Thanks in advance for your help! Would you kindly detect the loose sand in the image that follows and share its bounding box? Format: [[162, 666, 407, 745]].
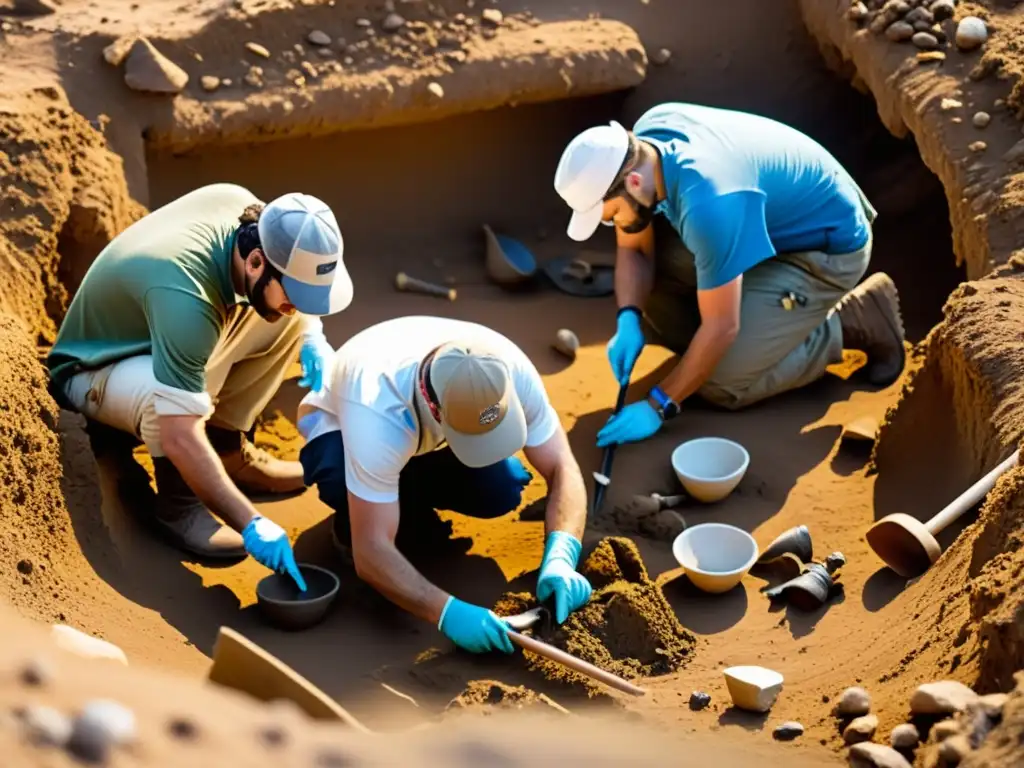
[[4, 0, 1024, 765]]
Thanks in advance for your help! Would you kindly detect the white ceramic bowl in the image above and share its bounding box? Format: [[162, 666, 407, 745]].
[[671, 437, 750, 503], [672, 523, 759, 594]]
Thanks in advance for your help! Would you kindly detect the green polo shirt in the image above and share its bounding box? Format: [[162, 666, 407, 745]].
[[46, 183, 260, 400]]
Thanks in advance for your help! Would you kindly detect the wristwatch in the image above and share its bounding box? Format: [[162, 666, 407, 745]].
[[648, 385, 680, 421]]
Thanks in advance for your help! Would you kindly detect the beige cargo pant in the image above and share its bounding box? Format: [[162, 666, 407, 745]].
[[645, 218, 872, 411], [64, 306, 306, 457]]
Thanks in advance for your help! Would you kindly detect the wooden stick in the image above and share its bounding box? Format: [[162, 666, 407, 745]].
[[395, 271, 456, 301], [508, 629, 646, 697]]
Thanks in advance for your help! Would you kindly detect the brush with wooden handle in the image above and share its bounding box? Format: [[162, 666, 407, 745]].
[[395, 272, 456, 301], [507, 629, 646, 697]]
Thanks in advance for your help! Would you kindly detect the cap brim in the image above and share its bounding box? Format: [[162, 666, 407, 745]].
[[281, 266, 354, 317], [443, 393, 527, 469], [566, 203, 604, 242]]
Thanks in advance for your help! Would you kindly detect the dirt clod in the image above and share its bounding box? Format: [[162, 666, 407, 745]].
[[493, 537, 694, 694], [689, 691, 711, 710], [19, 656, 54, 686]]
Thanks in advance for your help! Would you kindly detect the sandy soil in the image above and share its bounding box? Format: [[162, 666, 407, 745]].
[[4, 0, 1024, 765]]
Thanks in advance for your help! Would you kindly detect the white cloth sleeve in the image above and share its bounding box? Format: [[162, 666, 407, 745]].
[[515, 359, 560, 448], [340, 402, 416, 505]]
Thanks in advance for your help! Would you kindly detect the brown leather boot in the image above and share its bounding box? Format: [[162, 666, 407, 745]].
[[213, 430, 305, 496], [834, 272, 907, 386], [152, 458, 246, 559]]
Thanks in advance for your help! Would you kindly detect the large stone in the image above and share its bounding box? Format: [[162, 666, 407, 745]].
[[955, 16, 988, 50], [123, 38, 189, 94], [910, 681, 979, 716], [844, 714, 879, 745], [848, 743, 913, 768], [836, 686, 872, 717]]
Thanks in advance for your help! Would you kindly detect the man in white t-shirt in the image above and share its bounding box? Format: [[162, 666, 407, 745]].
[[295, 316, 592, 655]]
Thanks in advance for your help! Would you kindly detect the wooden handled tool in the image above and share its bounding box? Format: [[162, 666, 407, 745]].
[[866, 448, 1021, 578], [395, 271, 456, 301], [507, 629, 646, 697], [590, 383, 629, 518]]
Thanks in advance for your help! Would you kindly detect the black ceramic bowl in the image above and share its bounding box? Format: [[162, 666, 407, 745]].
[[256, 564, 340, 632]]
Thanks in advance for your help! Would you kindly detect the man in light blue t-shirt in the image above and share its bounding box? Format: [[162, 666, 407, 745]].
[[553, 102, 906, 447]]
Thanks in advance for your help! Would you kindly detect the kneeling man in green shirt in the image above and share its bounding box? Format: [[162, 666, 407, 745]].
[[46, 183, 352, 587]]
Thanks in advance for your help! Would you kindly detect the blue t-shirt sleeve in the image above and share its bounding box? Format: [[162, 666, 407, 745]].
[[679, 190, 775, 290]]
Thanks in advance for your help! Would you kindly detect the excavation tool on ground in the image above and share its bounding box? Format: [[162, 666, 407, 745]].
[[208, 626, 370, 731], [866, 448, 1021, 578], [503, 607, 646, 697], [394, 271, 457, 301], [590, 382, 629, 518]]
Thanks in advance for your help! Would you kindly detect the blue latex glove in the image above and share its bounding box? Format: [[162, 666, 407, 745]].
[[536, 531, 592, 624], [595, 400, 663, 448], [298, 338, 332, 394], [607, 308, 645, 386], [506, 456, 533, 487], [438, 596, 514, 654], [242, 516, 307, 592]]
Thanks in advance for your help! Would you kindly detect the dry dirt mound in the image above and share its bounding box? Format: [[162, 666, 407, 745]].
[[443, 680, 569, 718], [493, 537, 695, 696]]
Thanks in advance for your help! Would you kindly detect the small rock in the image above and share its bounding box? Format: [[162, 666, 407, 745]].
[[955, 16, 987, 51], [20, 705, 73, 747], [890, 723, 920, 749], [382, 12, 405, 31], [245, 41, 270, 58], [931, 719, 963, 741], [168, 717, 198, 740], [911, 682, 979, 716], [916, 50, 946, 62], [847, 2, 869, 22], [869, 13, 891, 34], [773, 721, 804, 741], [893, 0, 911, 13], [244, 65, 264, 87], [836, 687, 872, 717], [427, 81, 444, 98], [849, 742, 913, 768], [930, 0, 955, 22], [102, 36, 135, 66], [688, 691, 711, 711], [844, 714, 879, 745], [938, 734, 971, 764], [124, 37, 189, 93], [886, 21, 914, 42], [307, 30, 331, 46], [481, 8, 503, 25], [995, 98, 1005, 108], [553, 329, 579, 360], [20, 656, 54, 686], [905, 6, 933, 24], [913, 19, 933, 33], [200, 75, 220, 91], [912, 31, 938, 49], [968, 141, 987, 153], [17, 558, 33, 574], [940, 98, 962, 110], [653, 48, 672, 65], [930, 23, 947, 44], [1004, 139, 1024, 163], [355, 18, 371, 27], [973, 111, 991, 128]]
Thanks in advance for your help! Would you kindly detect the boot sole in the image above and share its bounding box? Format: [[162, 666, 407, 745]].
[[863, 273, 907, 385]]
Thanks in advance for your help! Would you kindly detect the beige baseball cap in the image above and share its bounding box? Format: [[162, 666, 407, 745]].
[[429, 340, 527, 468]]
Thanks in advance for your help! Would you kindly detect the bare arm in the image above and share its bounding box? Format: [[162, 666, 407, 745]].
[[348, 494, 450, 625], [158, 414, 260, 532], [614, 223, 656, 309], [660, 276, 742, 403], [523, 425, 587, 543]]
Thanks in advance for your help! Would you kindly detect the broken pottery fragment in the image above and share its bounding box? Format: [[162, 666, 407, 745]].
[[723, 666, 783, 713]]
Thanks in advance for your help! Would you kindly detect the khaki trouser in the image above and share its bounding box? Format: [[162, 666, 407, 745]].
[[645, 217, 872, 411], [64, 306, 305, 457]]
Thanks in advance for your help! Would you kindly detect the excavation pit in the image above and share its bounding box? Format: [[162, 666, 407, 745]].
[[5, 0, 1024, 764]]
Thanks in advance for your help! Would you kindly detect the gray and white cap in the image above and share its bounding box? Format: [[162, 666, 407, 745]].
[[257, 192, 353, 316]]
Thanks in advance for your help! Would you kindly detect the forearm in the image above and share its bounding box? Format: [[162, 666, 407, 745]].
[[615, 247, 654, 309], [661, 323, 737, 403], [163, 431, 259, 532], [353, 540, 450, 625], [543, 459, 588, 543]]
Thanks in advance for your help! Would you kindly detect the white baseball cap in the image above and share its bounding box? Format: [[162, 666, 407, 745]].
[[553, 120, 630, 242], [257, 192, 353, 316]]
